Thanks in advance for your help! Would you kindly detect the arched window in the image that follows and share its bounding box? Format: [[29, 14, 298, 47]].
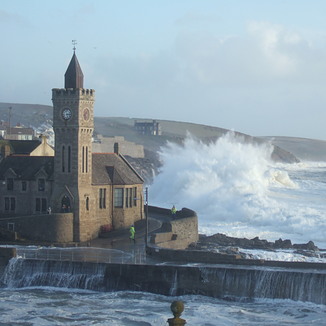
[[86, 197, 89, 211], [68, 146, 71, 173], [61, 195, 71, 212], [82, 146, 85, 173], [85, 146, 88, 173], [62, 146, 65, 172]]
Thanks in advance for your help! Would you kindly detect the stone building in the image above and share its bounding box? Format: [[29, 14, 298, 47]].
[[92, 135, 144, 158], [134, 120, 162, 136], [5, 125, 35, 140], [0, 51, 144, 243]]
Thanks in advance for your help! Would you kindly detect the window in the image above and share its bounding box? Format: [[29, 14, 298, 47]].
[[133, 187, 137, 206], [127, 188, 132, 207], [35, 198, 40, 212], [62, 146, 65, 172], [11, 198, 16, 211], [99, 188, 106, 209], [42, 198, 47, 212], [4, 197, 9, 211], [4, 197, 15, 211], [82, 146, 85, 173], [7, 178, 13, 191], [82, 146, 89, 173], [86, 197, 89, 211], [125, 188, 130, 207], [22, 181, 27, 191], [129, 188, 133, 207], [85, 146, 88, 173], [125, 188, 136, 208], [7, 223, 15, 231], [36, 198, 47, 213], [68, 146, 71, 173], [114, 188, 123, 208], [38, 178, 45, 191]]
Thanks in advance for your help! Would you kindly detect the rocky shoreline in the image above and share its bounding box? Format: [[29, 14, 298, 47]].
[[190, 233, 326, 259]]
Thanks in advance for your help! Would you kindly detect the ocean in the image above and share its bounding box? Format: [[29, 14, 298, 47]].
[[1, 288, 325, 325], [1, 132, 326, 325]]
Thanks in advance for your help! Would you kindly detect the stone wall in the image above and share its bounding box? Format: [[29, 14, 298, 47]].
[[0, 213, 74, 243], [104, 263, 325, 304], [148, 206, 198, 250], [0, 248, 15, 281], [146, 245, 326, 270], [1, 256, 326, 304]]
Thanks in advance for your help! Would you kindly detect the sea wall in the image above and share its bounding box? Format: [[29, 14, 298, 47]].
[[148, 206, 198, 249], [104, 263, 326, 304], [2, 258, 326, 304], [0, 248, 16, 279], [0, 213, 74, 243], [146, 246, 326, 270]]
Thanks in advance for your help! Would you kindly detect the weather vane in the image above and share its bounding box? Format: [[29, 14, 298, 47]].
[[72, 40, 77, 52]]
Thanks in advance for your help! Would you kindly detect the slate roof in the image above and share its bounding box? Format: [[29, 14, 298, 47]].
[[0, 139, 41, 155], [0, 156, 54, 180], [92, 153, 143, 186], [7, 127, 34, 135], [64, 52, 84, 89], [0, 152, 143, 185]]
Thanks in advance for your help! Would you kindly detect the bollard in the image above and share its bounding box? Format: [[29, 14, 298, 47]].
[[167, 301, 186, 326]]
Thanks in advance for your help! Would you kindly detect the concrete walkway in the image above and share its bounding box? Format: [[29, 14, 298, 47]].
[[87, 213, 171, 263]]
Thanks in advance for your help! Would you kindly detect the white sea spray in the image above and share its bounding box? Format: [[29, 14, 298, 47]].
[[150, 132, 326, 248]]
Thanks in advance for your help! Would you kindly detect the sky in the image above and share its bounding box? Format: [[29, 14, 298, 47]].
[[2, 0, 326, 140]]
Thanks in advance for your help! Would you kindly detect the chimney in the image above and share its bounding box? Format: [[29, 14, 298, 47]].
[[114, 142, 119, 154]]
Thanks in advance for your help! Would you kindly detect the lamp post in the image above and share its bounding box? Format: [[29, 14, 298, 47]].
[[8, 106, 12, 138], [145, 187, 148, 247]]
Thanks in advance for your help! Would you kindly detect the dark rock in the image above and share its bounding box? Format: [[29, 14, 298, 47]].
[[274, 238, 293, 249], [293, 241, 318, 251], [195, 233, 320, 253]]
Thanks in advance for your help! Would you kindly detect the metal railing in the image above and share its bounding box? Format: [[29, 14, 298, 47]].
[[16, 247, 147, 264]]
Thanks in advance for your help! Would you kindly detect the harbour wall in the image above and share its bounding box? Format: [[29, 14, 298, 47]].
[[148, 206, 198, 249], [2, 258, 326, 305]]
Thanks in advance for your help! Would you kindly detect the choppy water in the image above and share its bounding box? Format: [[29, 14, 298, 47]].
[[0, 288, 325, 326], [1, 133, 326, 325]]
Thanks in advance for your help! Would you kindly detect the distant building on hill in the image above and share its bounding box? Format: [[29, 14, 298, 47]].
[[5, 125, 35, 140], [134, 120, 162, 136]]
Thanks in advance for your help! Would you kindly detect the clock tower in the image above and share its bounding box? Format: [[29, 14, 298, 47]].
[[51, 50, 95, 242]]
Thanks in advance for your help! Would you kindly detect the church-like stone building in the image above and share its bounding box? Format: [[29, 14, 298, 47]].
[[0, 52, 144, 243]]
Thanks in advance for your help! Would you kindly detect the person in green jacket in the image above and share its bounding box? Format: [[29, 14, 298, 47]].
[[171, 205, 177, 218], [129, 225, 135, 243]]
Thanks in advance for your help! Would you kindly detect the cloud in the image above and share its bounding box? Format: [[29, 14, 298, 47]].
[[0, 9, 32, 27], [247, 21, 301, 76], [86, 19, 326, 139], [90, 19, 326, 100]]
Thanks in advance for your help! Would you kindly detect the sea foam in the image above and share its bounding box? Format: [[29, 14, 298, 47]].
[[150, 132, 326, 248]]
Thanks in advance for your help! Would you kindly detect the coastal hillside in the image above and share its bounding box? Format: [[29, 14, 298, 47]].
[[2, 102, 326, 164], [261, 136, 326, 162]]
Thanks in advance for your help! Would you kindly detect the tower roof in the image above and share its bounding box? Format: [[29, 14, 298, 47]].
[[64, 52, 84, 89]]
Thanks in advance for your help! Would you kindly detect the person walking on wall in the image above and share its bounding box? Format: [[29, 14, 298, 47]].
[[129, 225, 135, 243]]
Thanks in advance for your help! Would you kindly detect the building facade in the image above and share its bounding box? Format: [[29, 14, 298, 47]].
[[134, 120, 162, 136], [0, 52, 144, 243]]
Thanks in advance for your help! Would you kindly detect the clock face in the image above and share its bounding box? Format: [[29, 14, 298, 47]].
[[62, 108, 72, 120], [83, 108, 90, 121]]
